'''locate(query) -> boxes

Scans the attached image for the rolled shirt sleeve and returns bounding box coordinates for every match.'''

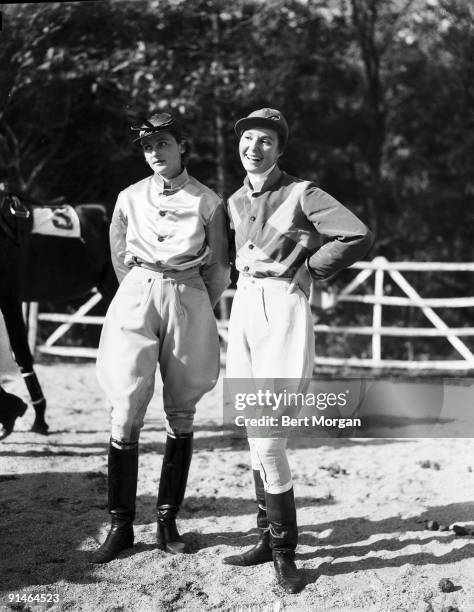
[302,186,374,280]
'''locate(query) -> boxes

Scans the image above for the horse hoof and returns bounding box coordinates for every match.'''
[30,421,49,435]
[0,395,28,441]
[0,426,14,441]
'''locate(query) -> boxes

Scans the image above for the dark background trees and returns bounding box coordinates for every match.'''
[2,0,472,259]
[1,0,472,358]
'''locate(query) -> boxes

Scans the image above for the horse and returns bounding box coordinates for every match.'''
[0,182,118,439]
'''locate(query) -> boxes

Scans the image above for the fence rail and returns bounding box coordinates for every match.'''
[27,257,474,371]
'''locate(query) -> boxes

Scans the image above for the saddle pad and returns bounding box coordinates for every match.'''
[31,205,81,239]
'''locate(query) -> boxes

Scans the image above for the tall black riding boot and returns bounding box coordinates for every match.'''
[90,439,138,564]
[223,469,272,566]
[156,432,193,554]
[266,488,305,594]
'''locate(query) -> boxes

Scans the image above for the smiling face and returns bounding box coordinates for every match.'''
[239,127,282,174]
[141,131,185,179]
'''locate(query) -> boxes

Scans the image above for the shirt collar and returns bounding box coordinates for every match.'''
[244,165,282,194]
[153,167,189,194]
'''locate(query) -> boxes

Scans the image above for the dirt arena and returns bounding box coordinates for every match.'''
[1,362,474,612]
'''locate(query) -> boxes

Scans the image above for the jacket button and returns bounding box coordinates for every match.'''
[248,244,254,250]
[250,216,256,222]
[159,210,166,216]
[157,236,165,242]
[243,266,249,272]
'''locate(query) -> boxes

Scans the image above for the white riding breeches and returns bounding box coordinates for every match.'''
[226,275,315,493]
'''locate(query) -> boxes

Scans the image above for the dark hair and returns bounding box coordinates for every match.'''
[141,129,191,166]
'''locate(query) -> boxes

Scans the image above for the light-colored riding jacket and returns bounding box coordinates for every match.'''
[110,168,230,307]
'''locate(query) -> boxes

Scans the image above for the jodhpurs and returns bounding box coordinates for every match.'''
[226,275,315,493]
[97,266,220,443]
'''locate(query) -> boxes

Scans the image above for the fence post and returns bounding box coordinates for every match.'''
[22,302,39,354]
[28,302,39,353]
[372,256,385,363]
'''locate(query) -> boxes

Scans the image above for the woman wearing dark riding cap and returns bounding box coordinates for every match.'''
[224,108,373,593]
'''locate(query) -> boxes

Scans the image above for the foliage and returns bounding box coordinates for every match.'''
[0,0,472,360]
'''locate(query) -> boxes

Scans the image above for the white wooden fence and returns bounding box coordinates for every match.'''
[27,257,474,371]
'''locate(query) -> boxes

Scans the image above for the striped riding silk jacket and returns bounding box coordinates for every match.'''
[227,166,373,280]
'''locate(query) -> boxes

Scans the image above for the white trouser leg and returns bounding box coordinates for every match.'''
[158,276,220,436]
[248,437,293,494]
[96,268,160,443]
[228,276,315,493]
[97,267,220,442]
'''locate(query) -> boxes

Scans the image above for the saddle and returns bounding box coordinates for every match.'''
[0,189,81,239]
[31,205,81,239]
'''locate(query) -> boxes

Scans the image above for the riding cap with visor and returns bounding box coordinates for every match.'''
[131,113,182,145]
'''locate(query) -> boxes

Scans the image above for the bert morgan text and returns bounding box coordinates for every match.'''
[234,414,362,429]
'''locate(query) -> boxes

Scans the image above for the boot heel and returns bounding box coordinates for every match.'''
[273,551,304,593]
[157,512,188,554]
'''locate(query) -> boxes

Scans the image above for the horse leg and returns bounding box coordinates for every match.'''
[1,298,49,434]
[0,385,28,440]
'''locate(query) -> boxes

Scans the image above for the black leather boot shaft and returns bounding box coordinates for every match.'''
[253,469,269,532]
[265,488,298,552]
[266,488,304,594]
[108,440,139,522]
[156,433,193,554]
[222,470,272,566]
[157,433,193,509]
[90,439,138,564]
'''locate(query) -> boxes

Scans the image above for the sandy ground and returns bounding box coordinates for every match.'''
[1,362,474,612]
